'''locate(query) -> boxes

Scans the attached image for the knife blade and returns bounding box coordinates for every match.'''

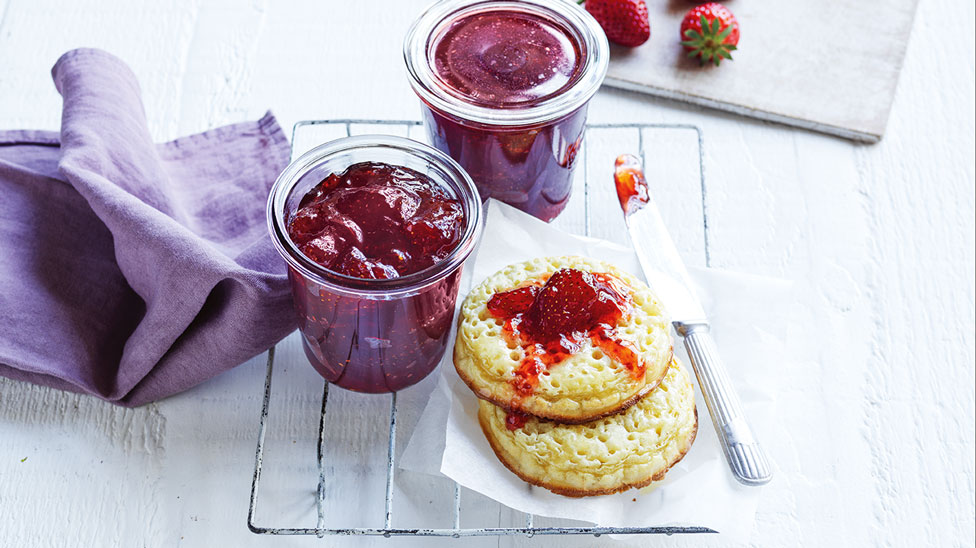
[615,154,772,486]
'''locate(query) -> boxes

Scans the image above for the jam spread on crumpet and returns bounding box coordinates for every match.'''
[486,268,646,428]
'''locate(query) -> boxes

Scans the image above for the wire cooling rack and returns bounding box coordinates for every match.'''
[247,119,716,538]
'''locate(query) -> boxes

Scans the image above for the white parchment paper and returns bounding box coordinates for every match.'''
[401,200,793,541]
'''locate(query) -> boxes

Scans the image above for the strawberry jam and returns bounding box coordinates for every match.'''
[269,136,482,393]
[431,10,583,107]
[420,105,587,222]
[421,8,586,222]
[505,410,530,431]
[287,162,464,279]
[405,1,609,223]
[487,268,645,401]
[614,154,649,216]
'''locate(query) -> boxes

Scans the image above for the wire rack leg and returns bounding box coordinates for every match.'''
[453,483,461,536]
[383,392,398,536]
[246,347,276,533]
[316,381,330,537]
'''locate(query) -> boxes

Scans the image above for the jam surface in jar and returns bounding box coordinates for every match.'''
[287,161,465,279]
[431,9,583,107]
[486,268,646,399]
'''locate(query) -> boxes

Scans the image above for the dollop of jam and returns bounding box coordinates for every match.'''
[614,154,649,217]
[431,9,582,107]
[287,162,464,279]
[486,268,645,405]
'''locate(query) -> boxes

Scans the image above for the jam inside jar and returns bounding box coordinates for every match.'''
[405,0,609,222]
[419,105,587,223]
[268,136,482,393]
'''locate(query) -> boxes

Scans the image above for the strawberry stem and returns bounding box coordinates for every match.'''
[682,14,736,66]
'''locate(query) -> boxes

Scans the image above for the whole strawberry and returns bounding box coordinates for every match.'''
[523,268,626,347]
[680,3,739,66]
[580,0,651,47]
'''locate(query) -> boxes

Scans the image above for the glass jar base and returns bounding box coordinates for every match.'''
[300,338,441,393]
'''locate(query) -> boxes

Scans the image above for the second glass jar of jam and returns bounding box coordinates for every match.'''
[404,0,609,222]
[268,136,482,393]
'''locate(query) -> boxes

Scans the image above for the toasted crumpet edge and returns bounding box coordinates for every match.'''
[454,334,674,424]
[477,401,699,498]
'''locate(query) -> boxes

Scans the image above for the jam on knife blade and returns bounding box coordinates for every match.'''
[614,154,649,217]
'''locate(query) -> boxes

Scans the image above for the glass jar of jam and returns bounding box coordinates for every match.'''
[404,0,609,222]
[267,136,482,393]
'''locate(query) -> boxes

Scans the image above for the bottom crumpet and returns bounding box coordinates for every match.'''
[478,357,698,497]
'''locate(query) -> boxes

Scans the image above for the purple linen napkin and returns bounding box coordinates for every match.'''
[0,49,295,406]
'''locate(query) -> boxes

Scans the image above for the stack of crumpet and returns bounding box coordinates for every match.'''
[454,256,697,497]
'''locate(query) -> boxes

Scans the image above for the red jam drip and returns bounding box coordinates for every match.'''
[431,9,582,107]
[287,162,464,279]
[486,268,645,401]
[505,410,530,431]
[614,154,649,217]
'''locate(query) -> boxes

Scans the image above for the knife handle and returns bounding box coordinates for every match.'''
[675,321,772,486]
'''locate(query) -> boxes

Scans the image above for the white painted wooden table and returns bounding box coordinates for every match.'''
[0,1,972,546]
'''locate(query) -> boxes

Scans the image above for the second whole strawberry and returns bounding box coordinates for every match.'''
[580,0,651,47]
[680,2,739,66]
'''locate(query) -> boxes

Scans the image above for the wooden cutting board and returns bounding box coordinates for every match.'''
[602,0,919,142]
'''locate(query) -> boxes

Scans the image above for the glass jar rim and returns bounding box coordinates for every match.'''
[403,0,609,127]
[267,135,483,298]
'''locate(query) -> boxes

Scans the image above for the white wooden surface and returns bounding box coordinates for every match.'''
[0,1,973,547]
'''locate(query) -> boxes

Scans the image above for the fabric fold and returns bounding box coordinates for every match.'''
[0,48,295,406]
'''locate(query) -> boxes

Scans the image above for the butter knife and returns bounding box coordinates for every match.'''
[614,154,772,486]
